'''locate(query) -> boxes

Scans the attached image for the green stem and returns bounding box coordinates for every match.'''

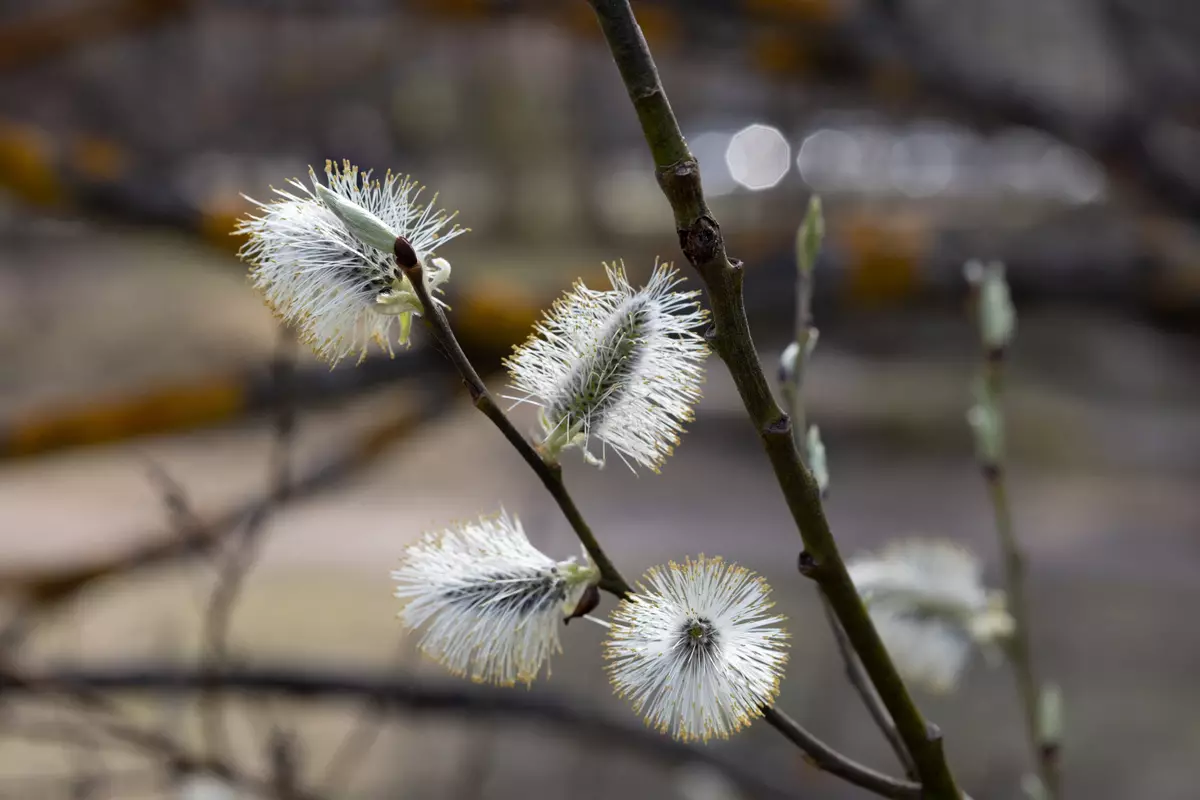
[982,360,1060,798]
[584,2,961,797]
[762,707,921,799]
[398,258,631,598]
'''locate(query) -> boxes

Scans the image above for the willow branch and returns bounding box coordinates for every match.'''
[979,356,1060,798]
[397,249,631,598]
[761,707,920,799]
[582,1,960,796]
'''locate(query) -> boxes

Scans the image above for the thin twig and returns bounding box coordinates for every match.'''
[0,382,450,650]
[783,201,911,776]
[761,707,920,799]
[396,250,631,598]
[200,330,298,760]
[0,663,807,800]
[317,644,414,793]
[855,0,1200,221]
[980,357,1060,798]
[582,2,960,796]
[3,707,325,800]
[821,600,916,779]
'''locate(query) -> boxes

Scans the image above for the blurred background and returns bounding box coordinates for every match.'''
[1,0,1199,798]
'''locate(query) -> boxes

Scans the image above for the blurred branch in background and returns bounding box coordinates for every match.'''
[0,0,187,73]
[0,663,809,800]
[2,0,1199,323]
[0,375,454,649]
[0,346,450,461]
[199,330,297,765]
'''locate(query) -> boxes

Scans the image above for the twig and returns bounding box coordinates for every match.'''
[761,707,920,799]
[3,707,325,800]
[200,331,298,760]
[0,381,451,650]
[317,644,414,793]
[782,199,913,776]
[582,2,960,797]
[821,600,917,779]
[395,246,631,598]
[855,0,1200,221]
[979,357,1060,798]
[0,663,808,800]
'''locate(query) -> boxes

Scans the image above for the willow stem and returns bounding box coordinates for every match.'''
[981,358,1061,798]
[398,254,630,598]
[583,1,961,797]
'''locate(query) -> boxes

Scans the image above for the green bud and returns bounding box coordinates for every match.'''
[967,379,1004,466]
[315,183,398,254]
[1038,683,1063,748]
[806,425,829,496]
[964,259,1016,350]
[796,195,825,278]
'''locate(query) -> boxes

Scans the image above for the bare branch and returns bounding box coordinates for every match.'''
[761,707,920,800]
[968,289,1061,798]
[0,663,809,800]
[200,330,298,762]
[0,381,452,650]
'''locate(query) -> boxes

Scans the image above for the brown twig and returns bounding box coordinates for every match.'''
[395,245,631,598]
[0,381,450,651]
[0,662,807,800]
[761,707,920,799]
[582,1,961,796]
[3,706,325,800]
[200,330,298,762]
[317,644,414,794]
[821,600,917,779]
[977,354,1061,798]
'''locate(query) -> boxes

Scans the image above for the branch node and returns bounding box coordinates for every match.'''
[764,414,792,437]
[393,236,418,270]
[677,215,721,268]
[797,550,820,580]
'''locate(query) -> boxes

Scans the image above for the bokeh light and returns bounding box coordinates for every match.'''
[725,123,791,190]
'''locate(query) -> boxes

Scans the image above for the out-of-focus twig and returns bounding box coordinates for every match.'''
[854,0,1200,221]
[0,662,813,800]
[0,348,447,462]
[781,198,915,779]
[821,600,917,780]
[0,380,452,650]
[966,266,1061,798]
[0,0,186,73]
[2,707,326,800]
[200,331,298,762]
[317,644,413,794]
